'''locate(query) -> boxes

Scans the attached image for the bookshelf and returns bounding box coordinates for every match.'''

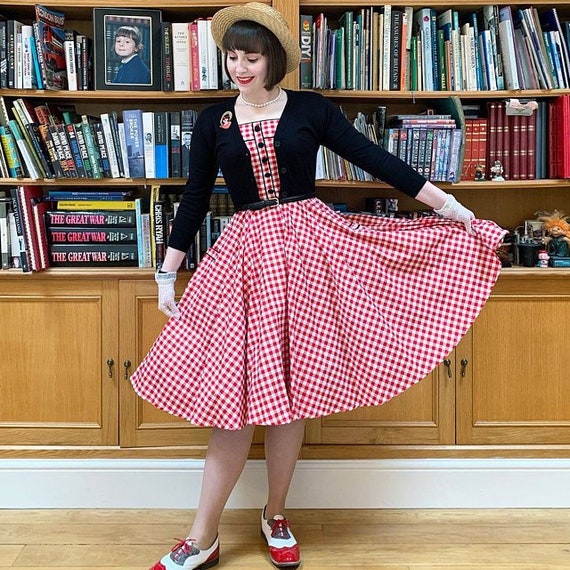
[1,0,570,460]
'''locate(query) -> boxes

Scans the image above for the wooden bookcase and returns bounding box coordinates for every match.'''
[1,0,570,459]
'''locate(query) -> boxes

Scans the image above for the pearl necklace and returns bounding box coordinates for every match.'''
[240,87,282,108]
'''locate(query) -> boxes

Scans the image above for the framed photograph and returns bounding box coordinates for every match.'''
[93,8,162,91]
[524,220,545,241]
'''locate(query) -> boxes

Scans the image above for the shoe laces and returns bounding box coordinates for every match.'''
[270,517,291,540]
[169,538,199,564]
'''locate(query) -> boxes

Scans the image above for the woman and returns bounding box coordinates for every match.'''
[131,3,505,569]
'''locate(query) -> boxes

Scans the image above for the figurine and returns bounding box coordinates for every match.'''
[490,160,505,181]
[474,163,485,181]
[536,210,570,257]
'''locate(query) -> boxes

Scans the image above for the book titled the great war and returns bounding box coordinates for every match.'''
[48,227,137,243]
[50,243,138,266]
[45,210,137,227]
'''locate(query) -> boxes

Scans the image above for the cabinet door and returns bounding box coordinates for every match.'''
[119,279,265,450]
[0,279,118,446]
[456,287,570,444]
[305,363,455,448]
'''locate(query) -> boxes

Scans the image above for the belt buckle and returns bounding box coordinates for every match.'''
[267,198,279,209]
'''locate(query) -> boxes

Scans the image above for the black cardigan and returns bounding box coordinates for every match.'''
[168,89,427,253]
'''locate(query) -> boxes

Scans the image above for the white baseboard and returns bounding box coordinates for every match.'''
[2,458,570,509]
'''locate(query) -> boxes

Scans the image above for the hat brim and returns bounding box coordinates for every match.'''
[211,2,301,73]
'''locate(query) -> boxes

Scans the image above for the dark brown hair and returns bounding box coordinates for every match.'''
[222,20,287,90]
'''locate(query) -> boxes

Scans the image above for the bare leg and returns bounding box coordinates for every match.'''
[264,420,306,518]
[189,425,255,549]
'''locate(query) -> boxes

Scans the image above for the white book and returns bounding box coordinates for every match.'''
[498,7,520,90]
[142,111,155,178]
[14,23,23,89]
[0,196,9,269]
[117,122,130,178]
[381,5,391,91]
[206,18,219,89]
[21,25,34,89]
[414,8,434,90]
[197,18,210,90]
[64,31,78,90]
[8,212,21,268]
[480,29,497,90]
[100,113,120,178]
[171,22,190,91]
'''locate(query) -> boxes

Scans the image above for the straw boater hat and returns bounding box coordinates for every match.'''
[211,2,301,73]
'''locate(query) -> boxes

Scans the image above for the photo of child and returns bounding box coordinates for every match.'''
[111,25,151,85]
[93,8,162,90]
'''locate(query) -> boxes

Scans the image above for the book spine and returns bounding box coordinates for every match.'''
[169,110,181,178]
[300,15,313,88]
[172,22,190,91]
[16,185,43,271]
[55,124,79,178]
[206,18,219,89]
[100,113,120,178]
[142,111,155,178]
[189,21,200,91]
[9,187,30,272]
[55,200,136,211]
[64,28,78,90]
[154,111,169,178]
[48,227,138,243]
[0,194,9,269]
[122,109,145,179]
[45,210,137,227]
[31,200,50,269]
[64,123,87,178]
[91,122,112,178]
[0,21,7,89]
[80,117,102,178]
[49,243,138,266]
[0,125,24,178]
[161,22,174,91]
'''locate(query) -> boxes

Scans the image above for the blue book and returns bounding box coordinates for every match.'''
[154,111,169,178]
[122,109,145,179]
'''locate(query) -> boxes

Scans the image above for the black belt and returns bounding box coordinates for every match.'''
[236,193,316,211]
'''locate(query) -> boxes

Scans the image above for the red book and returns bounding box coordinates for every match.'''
[519,114,528,180]
[16,185,44,272]
[500,103,511,180]
[548,100,561,179]
[32,199,51,269]
[189,20,201,92]
[510,114,521,180]
[486,102,498,178]
[563,96,570,178]
[527,110,537,180]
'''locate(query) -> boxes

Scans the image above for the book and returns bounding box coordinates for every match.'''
[299,15,313,88]
[15,185,44,271]
[9,187,30,272]
[154,111,169,178]
[122,109,145,179]
[45,210,137,227]
[171,22,190,91]
[180,108,197,178]
[48,226,138,243]
[0,191,10,269]
[100,112,120,178]
[91,121,112,178]
[142,111,155,178]
[34,4,67,90]
[50,243,138,266]
[169,110,181,178]
[55,200,137,210]
[161,22,173,91]
[31,199,50,269]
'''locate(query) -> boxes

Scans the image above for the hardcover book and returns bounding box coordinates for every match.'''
[50,243,138,266]
[122,109,145,178]
[45,210,137,227]
[48,226,138,243]
[34,4,67,90]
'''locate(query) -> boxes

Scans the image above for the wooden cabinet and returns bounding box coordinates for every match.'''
[0,277,118,446]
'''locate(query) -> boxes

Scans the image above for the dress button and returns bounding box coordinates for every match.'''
[281,191,288,197]
[275,141,281,147]
[254,125,261,132]
[262,156,268,163]
[264,172,271,178]
[280,167,287,174]
[258,142,265,148]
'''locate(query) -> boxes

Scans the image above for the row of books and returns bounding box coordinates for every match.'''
[461,98,565,181]
[0,184,234,271]
[0,4,90,92]
[300,6,570,91]
[0,97,199,180]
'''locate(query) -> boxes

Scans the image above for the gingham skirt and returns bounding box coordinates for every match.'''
[130,198,506,430]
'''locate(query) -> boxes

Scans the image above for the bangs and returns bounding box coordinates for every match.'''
[222,21,268,55]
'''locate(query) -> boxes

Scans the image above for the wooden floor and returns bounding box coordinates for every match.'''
[1,508,570,569]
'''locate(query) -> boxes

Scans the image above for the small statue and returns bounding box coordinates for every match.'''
[490,160,505,181]
[536,210,570,258]
[474,163,485,181]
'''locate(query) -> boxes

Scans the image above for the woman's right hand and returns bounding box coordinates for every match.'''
[155,271,181,318]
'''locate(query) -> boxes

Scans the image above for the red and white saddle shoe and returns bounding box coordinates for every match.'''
[151,536,219,570]
[261,507,301,568]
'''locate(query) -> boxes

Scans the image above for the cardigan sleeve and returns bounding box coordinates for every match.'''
[319,96,427,198]
[167,108,219,253]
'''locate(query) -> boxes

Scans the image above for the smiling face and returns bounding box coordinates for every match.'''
[226,49,269,95]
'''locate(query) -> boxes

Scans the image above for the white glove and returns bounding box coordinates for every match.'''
[155,270,181,319]
[434,193,475,234]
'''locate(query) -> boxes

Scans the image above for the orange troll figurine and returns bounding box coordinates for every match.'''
[536,210,570,258]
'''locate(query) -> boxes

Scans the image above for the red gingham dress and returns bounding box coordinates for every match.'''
[130,119,506,430]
